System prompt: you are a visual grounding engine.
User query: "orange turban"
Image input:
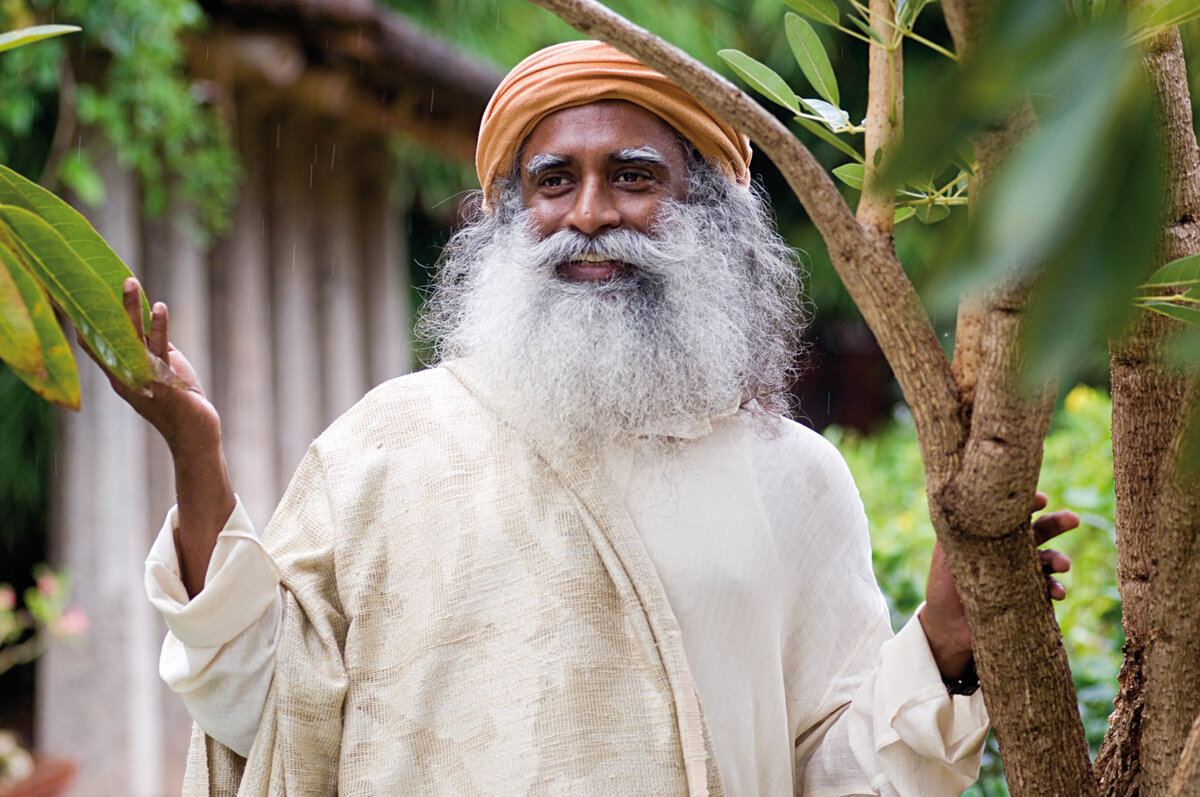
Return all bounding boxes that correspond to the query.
[476,40,752,202]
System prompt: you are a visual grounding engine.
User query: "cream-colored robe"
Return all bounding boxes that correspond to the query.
[183,363,723,795]
[160,361,988,795]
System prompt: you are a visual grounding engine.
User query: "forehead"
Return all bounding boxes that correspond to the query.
[521,100,688,166]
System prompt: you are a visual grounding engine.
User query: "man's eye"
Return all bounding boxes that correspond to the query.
[539,175,566,187]
[616,172,648,183]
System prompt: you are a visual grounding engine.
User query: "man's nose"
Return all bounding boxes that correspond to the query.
[563,176,621,237]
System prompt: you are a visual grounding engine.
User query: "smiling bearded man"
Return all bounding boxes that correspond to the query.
[420,146,802,447]
[94,38,1076,797]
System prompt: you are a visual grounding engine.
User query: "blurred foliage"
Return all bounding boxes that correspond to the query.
[0,0,239,243]
[828,384,1119,793]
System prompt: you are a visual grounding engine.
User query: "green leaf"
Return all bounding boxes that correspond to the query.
[1144,0,1200,31]
[0,207,149,390]
[0,25,81,54]
[800,97,851,129]
[915,203,951,224]
[833,163,866,190]
[782,0,839,27]
[1142,253,1200,287]
[786,14,839,107]
[795,117,864,162]
[1142,300,1200,327]
[0,244,78,408]
[718,49,801,114]
[0,165,149,330]
[894,206,917,224]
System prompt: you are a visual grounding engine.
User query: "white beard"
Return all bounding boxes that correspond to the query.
[422,167,804,449]
[437,201,766,448]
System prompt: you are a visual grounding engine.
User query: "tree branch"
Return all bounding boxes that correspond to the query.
[858,0,902,232]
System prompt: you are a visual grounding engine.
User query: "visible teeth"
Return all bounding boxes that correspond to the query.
[573,253,610,263]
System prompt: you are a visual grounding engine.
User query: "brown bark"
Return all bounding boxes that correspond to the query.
[940,1,1096,791]
[1098,25,1200,797]
[1169,705,1200,796]
[858,0,902,233]
[1144,385,1200,795]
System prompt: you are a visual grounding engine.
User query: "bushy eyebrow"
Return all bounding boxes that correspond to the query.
[525,147,668,178]
[525,153,570,176]
[613,147,667,166]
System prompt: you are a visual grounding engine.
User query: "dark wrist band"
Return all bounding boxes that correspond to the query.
[943,658,980,696]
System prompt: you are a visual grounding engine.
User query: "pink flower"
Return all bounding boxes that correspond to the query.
[37,573,58,598]
[52,606,89,637]
[0,586,15,612]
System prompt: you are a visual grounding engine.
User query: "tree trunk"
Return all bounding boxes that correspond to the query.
[1099,25,1200,797]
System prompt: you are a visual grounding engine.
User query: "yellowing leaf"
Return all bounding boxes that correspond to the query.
[0,207,149,390]
[0,246,43,375]
[0,243,79,408]
[0,24,80,54]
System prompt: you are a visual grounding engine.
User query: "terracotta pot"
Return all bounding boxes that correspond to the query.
[0,757,76,797]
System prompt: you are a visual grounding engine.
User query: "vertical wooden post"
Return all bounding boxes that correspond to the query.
[317,125,370,418]
[358,136,413,385]
[40,134,164,796]
[208,95,279,532]
[266,110,325,490]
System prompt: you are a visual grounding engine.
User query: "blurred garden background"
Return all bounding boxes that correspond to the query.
[1,0,1192,793]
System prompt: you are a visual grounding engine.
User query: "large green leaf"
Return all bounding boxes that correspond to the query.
[783,0,839,26]
[0,245,78,408]
[0,164,150,330]
[0,24,80,54]
[718,49,801,114]
[785,14,839,107]
[0,207,149,389]
[1142,253,1200,287]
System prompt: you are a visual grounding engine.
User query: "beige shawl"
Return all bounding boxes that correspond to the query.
[182,362,721,795]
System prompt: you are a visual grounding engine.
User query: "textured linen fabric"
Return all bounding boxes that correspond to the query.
[147,362,988,795]
[475,40,752,201]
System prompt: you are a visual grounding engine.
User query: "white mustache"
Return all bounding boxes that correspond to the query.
[526,227,685,276]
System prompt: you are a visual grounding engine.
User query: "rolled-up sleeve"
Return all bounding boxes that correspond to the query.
[144,497,283,756]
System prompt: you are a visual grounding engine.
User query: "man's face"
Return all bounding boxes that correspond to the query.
[519,100,690,282]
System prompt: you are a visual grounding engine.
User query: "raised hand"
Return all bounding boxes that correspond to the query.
[919,493,1078,679]
[80,277,235,598]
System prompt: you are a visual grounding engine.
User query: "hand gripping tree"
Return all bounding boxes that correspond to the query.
[523,0,1200,793]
